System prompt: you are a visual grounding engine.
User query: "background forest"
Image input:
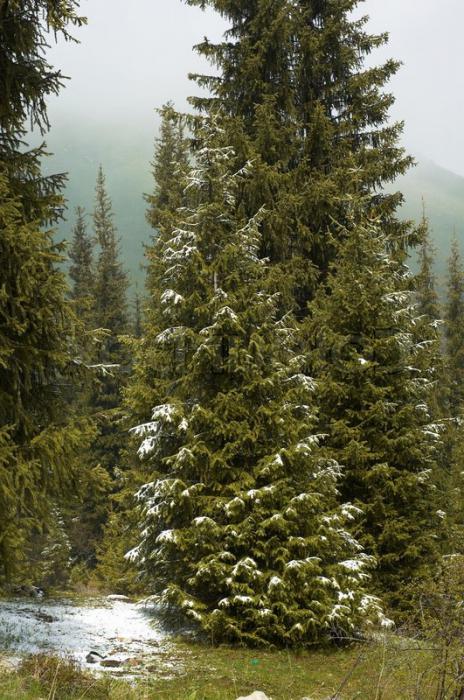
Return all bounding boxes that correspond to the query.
[4,1,464,697]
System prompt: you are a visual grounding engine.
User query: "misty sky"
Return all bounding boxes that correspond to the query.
[47,0,464,176]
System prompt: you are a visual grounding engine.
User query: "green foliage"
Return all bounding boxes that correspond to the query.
[145,103,190,237]
[65,168,130,573]
[406,555,464,700]
[309,205,442,602]
[186,0,413,314]
[91,165,129,472]
[0,168,93,581]
[69,205,95,324]
[444,238,464,414]
[94,165,129,338]
[127,118,387,646]
[416,211,441,325]
[0,0,94,583]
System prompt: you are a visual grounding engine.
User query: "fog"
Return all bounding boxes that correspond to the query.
[45,0,464,174]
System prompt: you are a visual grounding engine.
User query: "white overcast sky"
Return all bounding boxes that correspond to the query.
[46,0,464,176]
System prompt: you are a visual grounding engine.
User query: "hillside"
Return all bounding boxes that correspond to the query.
[44,122,464,293]
[395,158,464,287]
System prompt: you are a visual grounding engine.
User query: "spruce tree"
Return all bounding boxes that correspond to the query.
[96,107,190,589]
[445,238,464,415]
[416,212,440,325]
[69,205,95,323]
[0,0,91,580]
[72,166,130,569]
[309,205,442,602]
[93,166,128,339]
[127,118,388,645]
[133,291,143,338]
[145,104,191,297]
[145,103,190,238]
[186,0,413,313]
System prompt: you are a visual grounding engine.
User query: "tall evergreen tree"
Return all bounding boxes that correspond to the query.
[92,164,129,465]
[93,166,128,339]
[414,212,445,420]
[127,118,388,645]
[69,206,95,323]
[0,0,91,580]
[133,291,143,339]
[445,238,464,415]
[309,206,442,602]
[145,103,190,238]
[186,0,413,313]
[145,104,191,297]
[416,211,440,325]
[72,166,130,569]
[96,108,190,589]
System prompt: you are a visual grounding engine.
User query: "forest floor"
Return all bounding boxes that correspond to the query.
[0,595,448,699]
[0,639,441,699]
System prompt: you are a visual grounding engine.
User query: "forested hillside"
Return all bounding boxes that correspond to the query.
[43,122,464,291]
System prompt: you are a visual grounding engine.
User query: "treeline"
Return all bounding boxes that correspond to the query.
[2,0,464,648]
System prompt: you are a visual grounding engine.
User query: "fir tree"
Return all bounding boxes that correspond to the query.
[127,118,388,645]
[186,0,413,313]
[309,206,442,602]
[69,205,95,323]
[445,238,464,415]
[0,0,91,580]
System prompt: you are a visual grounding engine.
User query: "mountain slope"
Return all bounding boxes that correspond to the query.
[394,159,464,286]
[44,122,464,294]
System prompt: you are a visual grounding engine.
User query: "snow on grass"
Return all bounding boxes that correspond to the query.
[0,598,167,672]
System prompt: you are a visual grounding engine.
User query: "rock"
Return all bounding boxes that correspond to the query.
[34,611,56,623]
[125,658,142,668]
[100,657,124,668]
[106,594,131,602]
[86,651,104,664]
[236,693,271,700]
[11,584,45,598]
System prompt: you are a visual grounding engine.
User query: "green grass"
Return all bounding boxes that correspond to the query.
[0,635,449,700]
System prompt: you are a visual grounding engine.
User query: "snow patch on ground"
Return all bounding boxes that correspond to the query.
[0,597,170,675]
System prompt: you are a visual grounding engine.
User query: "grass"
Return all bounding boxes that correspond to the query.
[0,635,447,700]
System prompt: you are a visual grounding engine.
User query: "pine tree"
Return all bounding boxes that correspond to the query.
[0,1,91,581]
[126,118,388,645]
[186,0,413,313]
[445,238,464,415]
[309,205,442,603]
[69,206,95,323]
